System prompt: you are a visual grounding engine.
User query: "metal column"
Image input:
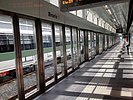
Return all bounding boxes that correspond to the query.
[35,18,45,92]
[51,23,57,81]
[107,35,109,49]
[62,25,67,76]
[13,14,25,100]
[96,33,99,55]
[103,34,105,51]
[84,30,89,61]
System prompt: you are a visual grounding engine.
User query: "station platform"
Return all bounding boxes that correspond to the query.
[34,43,133,100]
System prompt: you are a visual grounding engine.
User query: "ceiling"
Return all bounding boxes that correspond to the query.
[91,1,131,33]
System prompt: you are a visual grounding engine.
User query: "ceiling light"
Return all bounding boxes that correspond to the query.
[113,19,116,22]
[105,5,108,9]
[107,9,112,15]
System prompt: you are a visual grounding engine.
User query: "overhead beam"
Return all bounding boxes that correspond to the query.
[60,0,129,12]
[126,0,133,33]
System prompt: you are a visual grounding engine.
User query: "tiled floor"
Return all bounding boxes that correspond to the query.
[34,43,133,100]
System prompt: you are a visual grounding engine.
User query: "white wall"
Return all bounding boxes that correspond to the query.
[0,0,112,34]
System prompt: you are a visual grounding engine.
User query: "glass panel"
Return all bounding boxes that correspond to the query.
[0,15,17,99]
[72,28,79,69]
[69,11,76,15]
[93,33,96,55]
[91,32,95,57]
[19,18,38,97]
[79,30,84,63]
[42,22,54,86]
[99,34,103,53]
[88,31,91,59]
[105,35,107,49]
[55,25,64,79]
[77,10,83,18]
[93,16,97,25]
[109,36,111,47]
[111,36,113,46]
[65,27,72,73]
[89,32,93,59]
[87,11,93,22]
[50,0,59,7]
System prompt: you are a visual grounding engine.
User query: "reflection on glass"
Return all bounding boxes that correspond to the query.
[91,32,96,57]
[109,36,112,47]
[108,36,110,47]
[19,18,38,97]
[0,15,17,99]
[79,30,84,62]
[99,34,103,53]
[93,33,96,55]
[88,32,91,59]
[42,23,54,86]
[55,25,64,79]
[72,28,79,69]
[65,27,72,72]
[105,35,107,50]
[91,32,95,57]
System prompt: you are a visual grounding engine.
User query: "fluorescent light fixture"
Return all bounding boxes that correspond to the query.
[104,5,108,9]
[107,9,112,15]
[113,19,116,22]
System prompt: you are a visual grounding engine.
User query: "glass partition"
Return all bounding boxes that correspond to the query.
[109,36,112,47]
[91,32,95,57]
[111,36,113,46]
[65,27,72,72]
[19,18,38,97]
[79,30,84,63]
[41,22,54,86]
[0,14,17,99]
[93,33,96,56]
[88,31,91,59]
[72,28,79,69]
[54,25,64,79]
[105,35,107,50]
[99,34,103,53]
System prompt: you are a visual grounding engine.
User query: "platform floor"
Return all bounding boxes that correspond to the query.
[34,43,133,100]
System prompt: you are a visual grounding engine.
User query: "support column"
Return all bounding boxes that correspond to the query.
[107,35,109,49]
[35,18,45,92]
[96,33,99,55]
[84,30,89,61]
[62,25,67,77]
[51,23,57,81]
[13,14,25,100]
[103,34,105,51]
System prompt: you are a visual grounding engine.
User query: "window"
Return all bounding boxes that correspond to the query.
[87,11,93,22]
[77,10,83,18]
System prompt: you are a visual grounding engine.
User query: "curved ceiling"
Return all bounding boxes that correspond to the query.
[91,1,130,33]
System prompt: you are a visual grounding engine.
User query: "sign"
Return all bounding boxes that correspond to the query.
[116,28,123,33]
[60,0,128,12]
[48,12,57,19]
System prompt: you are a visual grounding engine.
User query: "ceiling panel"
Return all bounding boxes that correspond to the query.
[91,1,130,33]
